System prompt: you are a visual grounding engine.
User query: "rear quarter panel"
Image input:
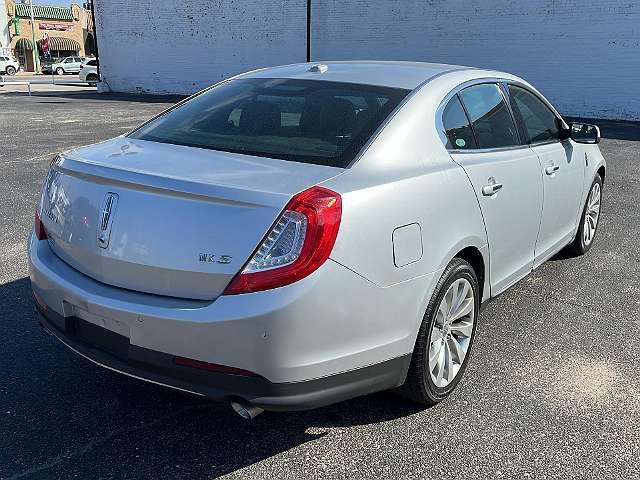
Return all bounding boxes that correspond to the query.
[322,74,490,339]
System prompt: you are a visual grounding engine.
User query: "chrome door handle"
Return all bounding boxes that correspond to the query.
[482,183,503,196]
[545,165,560,175]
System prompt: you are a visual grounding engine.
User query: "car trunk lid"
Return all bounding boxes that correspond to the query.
[40,138,343,300]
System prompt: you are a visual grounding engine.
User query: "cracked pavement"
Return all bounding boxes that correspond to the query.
[1,90,639,479]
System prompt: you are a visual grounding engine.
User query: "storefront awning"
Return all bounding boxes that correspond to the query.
[46,37,81,52]
[14,37,35,51]
[15,4,74,21]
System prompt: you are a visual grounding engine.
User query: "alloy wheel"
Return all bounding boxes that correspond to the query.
[428,278,475,388]
[583,182,601,246]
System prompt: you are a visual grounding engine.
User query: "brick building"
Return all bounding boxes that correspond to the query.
[3,0,94,72]
[94,0,640,120]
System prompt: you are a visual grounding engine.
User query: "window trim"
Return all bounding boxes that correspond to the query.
[437,77,569,153]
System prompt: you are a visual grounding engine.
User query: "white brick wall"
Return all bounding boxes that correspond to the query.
[95,0,640,120]
[94,0,306,95]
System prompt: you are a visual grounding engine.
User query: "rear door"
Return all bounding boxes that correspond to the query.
[506,84,585,265]
[445,83,544,294]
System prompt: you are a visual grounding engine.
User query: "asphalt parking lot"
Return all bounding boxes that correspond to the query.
[1,89,639,479]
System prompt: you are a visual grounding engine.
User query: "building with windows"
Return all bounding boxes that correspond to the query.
[93,0,640,120]
[3,0,93,71]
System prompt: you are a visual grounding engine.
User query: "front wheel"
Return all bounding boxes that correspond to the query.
[5,66,16,75]
[397,257,480,405]
[56,67,64,76]
[569,174,602,255]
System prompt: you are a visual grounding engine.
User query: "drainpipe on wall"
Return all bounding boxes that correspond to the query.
[89,0,99,77]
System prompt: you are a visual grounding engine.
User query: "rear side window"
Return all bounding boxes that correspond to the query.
[458,84,520,149]
[129,78,409,168]
[442,95,477,149]
[508,85,560,144]
[87,59,97,66]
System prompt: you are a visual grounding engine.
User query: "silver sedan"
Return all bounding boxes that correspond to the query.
[29,61,605,418]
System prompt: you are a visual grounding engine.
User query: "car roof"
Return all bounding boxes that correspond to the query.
[237,61,475,90]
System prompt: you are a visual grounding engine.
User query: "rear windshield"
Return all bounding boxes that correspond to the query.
[129,78,409,168]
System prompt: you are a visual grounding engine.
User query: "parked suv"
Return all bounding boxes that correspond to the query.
[51,56,83,75]
[0,55,19,75]
[79,58,99,85]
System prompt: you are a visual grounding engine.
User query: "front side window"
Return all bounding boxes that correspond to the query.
[129,78,409,168]
[442,95,476,149]
[508,85,560,144]
[458,83,520,149]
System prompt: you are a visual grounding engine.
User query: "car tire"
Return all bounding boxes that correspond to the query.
[397,257,480,406]
[568,174,603,255]
[56,67,64,75]
[5,66,16,75]
[86,73,98,86]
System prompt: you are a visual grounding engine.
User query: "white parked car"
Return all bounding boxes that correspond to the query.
[0,55,19,75]
[51,56,83,75]
[30,62,605,418]
[79,58,99,85]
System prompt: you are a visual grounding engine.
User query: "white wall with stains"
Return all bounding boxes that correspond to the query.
[95,0,640,120]
[94,0,307,95]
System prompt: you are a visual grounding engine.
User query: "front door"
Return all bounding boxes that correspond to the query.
[443,83,544,295]
[506,85,585,265]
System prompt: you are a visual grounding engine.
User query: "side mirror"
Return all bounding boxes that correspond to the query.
[567,122,601,144]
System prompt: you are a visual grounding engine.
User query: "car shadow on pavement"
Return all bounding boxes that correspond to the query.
[2,276,425,480]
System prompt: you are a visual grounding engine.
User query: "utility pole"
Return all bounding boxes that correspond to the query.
[29,0,40,73]
[306,0,311,62]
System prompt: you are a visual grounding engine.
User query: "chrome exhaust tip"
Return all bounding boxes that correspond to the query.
[230,399,264,420]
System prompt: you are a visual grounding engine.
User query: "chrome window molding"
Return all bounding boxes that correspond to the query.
[437,77,570,154]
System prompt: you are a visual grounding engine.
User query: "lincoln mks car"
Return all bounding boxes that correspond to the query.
[30,61,605,418]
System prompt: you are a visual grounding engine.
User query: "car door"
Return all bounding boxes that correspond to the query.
[443,83,544,295]
[506,84,585,266]
[63,57,74,72]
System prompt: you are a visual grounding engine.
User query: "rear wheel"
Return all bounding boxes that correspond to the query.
[568,174,602,255]
[56,67,64,76]
[398,257,479,405]
[5,66,16,75]
[86,73,98,86]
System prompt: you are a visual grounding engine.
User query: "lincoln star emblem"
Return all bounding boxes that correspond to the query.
[97,192,118,249]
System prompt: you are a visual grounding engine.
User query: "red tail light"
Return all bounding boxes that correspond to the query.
[224,186,342,295]
[34,210,48,240]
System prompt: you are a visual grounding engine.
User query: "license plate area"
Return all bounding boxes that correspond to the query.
[65,307,131,361]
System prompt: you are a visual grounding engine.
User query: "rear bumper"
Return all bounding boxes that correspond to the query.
[29,233,433,409]
[36,302,410,411]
